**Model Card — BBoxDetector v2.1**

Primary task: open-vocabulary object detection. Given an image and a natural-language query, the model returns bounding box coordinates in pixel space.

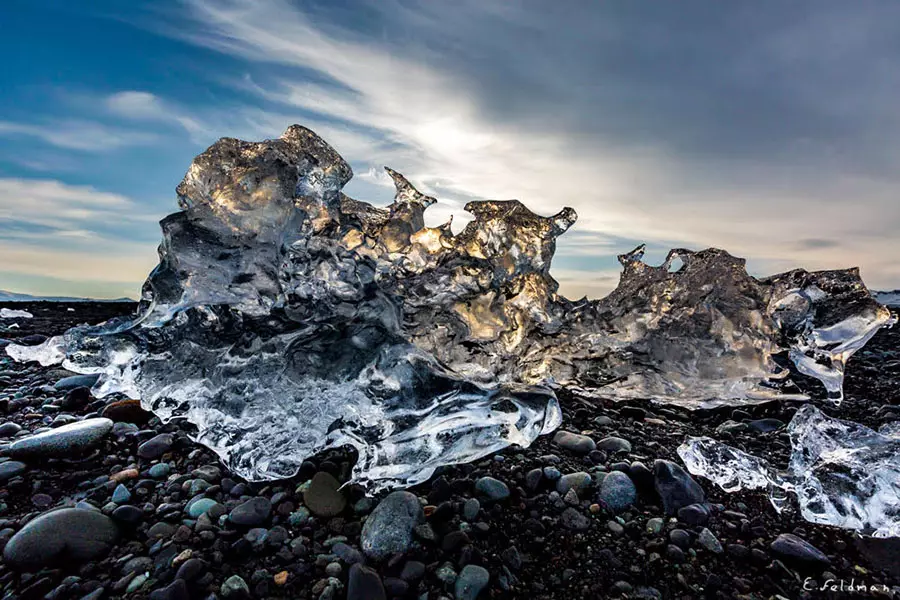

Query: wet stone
[137,433,174,459]
[229,497,272,527]
[553,430,596,454]
[361,491,423,561]
[303,472,347,517]
[598,471,637,512]
[3,508,119,570]
[770,533,831,567]
[8,418,113,459]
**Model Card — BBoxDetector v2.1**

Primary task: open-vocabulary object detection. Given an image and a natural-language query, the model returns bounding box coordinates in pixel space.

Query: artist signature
[804,577,893,594]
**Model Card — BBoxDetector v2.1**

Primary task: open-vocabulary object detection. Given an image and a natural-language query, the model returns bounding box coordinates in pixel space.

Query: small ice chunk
[0,308,33,319]
[678,405,900,538]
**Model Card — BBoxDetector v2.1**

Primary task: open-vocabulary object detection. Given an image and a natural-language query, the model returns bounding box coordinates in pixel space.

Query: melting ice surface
[678,405,900,538]
[0,309,33,319]
[6,126,894,491]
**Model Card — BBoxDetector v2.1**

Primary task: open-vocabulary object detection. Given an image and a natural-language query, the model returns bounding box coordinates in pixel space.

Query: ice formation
[6,126,893,490]
[678,405,900,537]
[0,308,33,319]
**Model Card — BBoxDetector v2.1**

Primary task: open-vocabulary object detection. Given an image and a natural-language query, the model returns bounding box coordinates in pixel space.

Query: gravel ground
[0,302,897,600]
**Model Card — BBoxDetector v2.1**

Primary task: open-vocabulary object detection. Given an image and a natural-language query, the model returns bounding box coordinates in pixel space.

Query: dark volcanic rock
[653,459,705,514]
[770,533,831,567]
[138,433,175,459]
[229,497,272,527]
[3,508,119,570]
[53,374,100,391]
[303,472,347,517]
[553,430,596,454]
[347,563,386,600]
[361,491,423,560]
[8,418,113,459]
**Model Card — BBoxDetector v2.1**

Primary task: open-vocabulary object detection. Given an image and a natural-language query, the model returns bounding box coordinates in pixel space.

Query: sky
[2,0,900,300]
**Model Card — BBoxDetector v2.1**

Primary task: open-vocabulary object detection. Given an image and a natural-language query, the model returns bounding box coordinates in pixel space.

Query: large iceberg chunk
[7,126,893,489]
[678,405,900,538]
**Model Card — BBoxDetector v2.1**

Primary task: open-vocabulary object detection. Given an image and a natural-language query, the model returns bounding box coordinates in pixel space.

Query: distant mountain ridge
[875,290,900,307]
[0,290,135,303]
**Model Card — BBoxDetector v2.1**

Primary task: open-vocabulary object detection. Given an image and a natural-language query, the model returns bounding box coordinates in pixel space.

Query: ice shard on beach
[678,405,900,538]
[6,125,894,489]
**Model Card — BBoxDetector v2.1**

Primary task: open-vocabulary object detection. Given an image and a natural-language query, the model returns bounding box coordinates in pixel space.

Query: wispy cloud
[0,178,157,232]
[106,91,207,139]
[159,0,900,295]
[0,119,158,152]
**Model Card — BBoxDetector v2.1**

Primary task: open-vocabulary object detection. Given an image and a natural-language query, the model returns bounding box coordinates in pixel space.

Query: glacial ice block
[678,405,900,538]
[6,125,893,489]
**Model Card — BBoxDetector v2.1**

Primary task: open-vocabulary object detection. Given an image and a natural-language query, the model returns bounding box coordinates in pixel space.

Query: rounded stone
[361,491,423,561]
[101,399,151,424]
[474,477,509,501]
[53,374,100,391]
[8,418,113,459]
[597,436,632,454]
[555,472,592,496]
[0,461,27,482]
[598,471,637,512]
[553,431,596,454]
[137,433,174,460]
[348,563,386,600]
[3,508,119,570]
[186,498,221,518]
[229,497,272,527]
[455,564,489,600]
[303,472,347,517]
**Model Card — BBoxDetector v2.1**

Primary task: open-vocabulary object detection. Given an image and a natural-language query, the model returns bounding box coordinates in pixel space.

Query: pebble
[148,463,172,478]
[463,498,480,521]
[347,563,386,600]
[474,476,509,500]
[0,422,22,437]
[677,503,710,526]
[229,497,272,527]
[53,374,100,391]
[303,472,347,517]
[653,459,705,514]
[100,399,150,423]
[525,468,543,490]
[560,507,590,531]
[770,533,831,567]
[186,498,220,518]
[149,578,188,600]
[332,542,364,565]
[698,528,723,554]
[137,433,174,459]
[3,508,119,570]
[0,460,26,482]
[361,491,423,560]
[8,418,113,459]
[556,471,592,496]
[553,430,596,454]
[455,564,489,600]
[597,436,632,454]
[646,517,664,535]
[111,484,131,504]
[111,505,143,526]
[669,528,691,549]
[598,471,637,512]
[221,574,250,598]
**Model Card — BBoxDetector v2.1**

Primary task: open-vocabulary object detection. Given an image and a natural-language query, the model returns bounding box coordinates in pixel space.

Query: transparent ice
[678,405,900,538]
[6,126,893,490]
